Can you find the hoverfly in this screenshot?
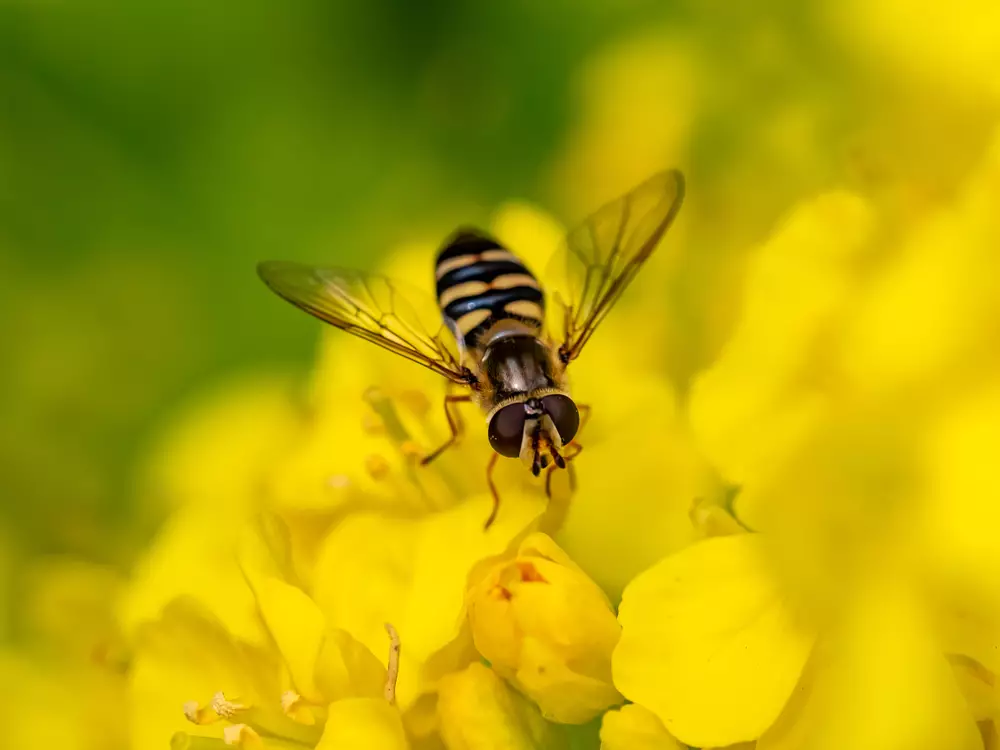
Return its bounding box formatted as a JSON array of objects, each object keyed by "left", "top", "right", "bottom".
[{"left": 258, "top": 169, "right": 685, "bottom": 528}]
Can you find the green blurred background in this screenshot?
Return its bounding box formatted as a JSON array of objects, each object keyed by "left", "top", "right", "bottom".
[{"left": 0, "top": 0, "right": 882, "bottom": 622}]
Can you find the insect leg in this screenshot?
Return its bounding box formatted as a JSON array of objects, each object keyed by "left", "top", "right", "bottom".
[
  {"left": 564, "top": 442, "right": 583, "bottom": 493},
  {"left": 576, "top": 403, "right": 592, "bottom": 436},
  {"left": 546, "top": 441, "right": 583, "bottom": 498},
  {"left": 484, "top": 452, "right": 501, "bottom": 530},
  {"left": 421, "top": 393, "right": 472, "bottom": 465}
]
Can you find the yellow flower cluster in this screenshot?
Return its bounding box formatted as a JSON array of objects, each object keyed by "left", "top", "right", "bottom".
[
  {"left": 108, "top": 9, "right": 1000, "bottom": 750},
  {"left": 118, "top": 123, "right": 1000, "bottom": 748}
]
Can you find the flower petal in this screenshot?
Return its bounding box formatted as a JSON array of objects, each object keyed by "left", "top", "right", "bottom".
[
  {"left": 314, "top": 628, "right": 388, "bottom": 703},
  {"left": 554, "top": 372, "right": 718, "bottom": 602},
  {"left": 614, "top": 534, "right": 814, "bottom": 746},
  {"left": 250, "top": 576, "right": 325, "bottom": 703},
  {"left": 315, "top": 697, "right": 410, "bottom": 750},
  {"left": 313, "top": 496, "right": 543, "bottom": 707},
  {"left": 468, "top": 533, "right": 622, "bottom": 724},
  {"left": 436, "top": 663, "right": 565, "bottom": 750},
  {"left": 689, "top": 191, "right": 872, "bottom": 493},
  {"left": 599, "top": 704, "right": 684, "bottom": 750},
  {"left": 759, "top": 581, "right": 982, "bottom": 750}
]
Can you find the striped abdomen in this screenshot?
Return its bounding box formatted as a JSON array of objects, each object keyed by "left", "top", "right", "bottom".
[{"left": 434, "top": 228, "right": 545, "bottom": 351}]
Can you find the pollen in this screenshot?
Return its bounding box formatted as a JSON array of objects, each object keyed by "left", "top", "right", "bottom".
[{"left": 210, "top": 692, "right": 246, "bottom": 719}]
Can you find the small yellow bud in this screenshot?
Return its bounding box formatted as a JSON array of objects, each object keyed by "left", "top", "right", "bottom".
[{"left": 466, "top": 533, "right": 623, "bottom": 723}]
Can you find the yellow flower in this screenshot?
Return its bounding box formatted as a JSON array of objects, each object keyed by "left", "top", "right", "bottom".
[
  {"left": 466, "top": 533, "right": 622, "bottom": 724},
  {"left": 616, "top": 126, "right": 1000, "bottom": 749},
  {"left": 614, "top": 533, "right": 814, "bottom": 747},
  {"left": 132, "top": 569, "right": 408, "bottom": 749}
]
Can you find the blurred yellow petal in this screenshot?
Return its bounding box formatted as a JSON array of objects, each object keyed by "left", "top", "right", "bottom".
[
  {"left": 139, "top": 374, "right": 300, "bottom": 515},
  {"left": 547, "top": 31, "right": 696, "bottom": 217},
  {"left": 467, "top": 533, "right": 621, "bottom": 723},
  {"left": 554, "top": 370, "right": 718, "bottom": 601},
  {"left": 314, "top": 628, "right": 388, "bottom": 702},
  {"left": 313, "top": 496, "right": 543, "bottom": 708},
  {"left": 129, "top": 600, "right": 280, "bottom": 750},
  {"left": 121, "top": 377, "right": 302, "bottom": 647},
  {"left": 0, "top": 650, "right": 127, "bottom": 750},
  {"left": 920, "top": 385, "right": 1000, "bottom": 610},
  {"left": 759, "top": 582, "right": 981, "bottom": 750},
  {"left": 689, "top": 191, "right": 873, "bottom": 495},
  {"left": 840, "top": 137, "right": 1000, "bottom": 394},
  {"left": 250, "top": 576, "right": 325, "bottom": 703},
  {"left": 599, "top": 704, "right": 684, "bottom": 750},
  {"left": 120, "top": 501, "right": 266, "bottom": 647},
  {"left": 315, "top": 698, "right": 410, "bottom": 750},
  {"left": 830, "top": 0, "right": 1000, "bottom": 101},
  {"left": 436, "top": 662, "right": 564, "bottom": 750},
  {"left": 615, "top": 534, "right": 814, "bottom": 746}
]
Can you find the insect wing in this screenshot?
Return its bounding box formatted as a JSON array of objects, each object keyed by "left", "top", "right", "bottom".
[
  {"left": 257, "top": 261, "right": 470, "bottom": 383},
  {"left": 548, "top": 169, "right": 685, "bottom": 363}
]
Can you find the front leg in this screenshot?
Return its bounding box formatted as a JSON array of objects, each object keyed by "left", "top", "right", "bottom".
[{"left": 420, "top": 393, "right": 472, "bottom": 465}]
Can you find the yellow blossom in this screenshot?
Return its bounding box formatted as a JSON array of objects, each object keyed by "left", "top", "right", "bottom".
[
  {"left": 614, "top": 534, "right": 814, "bottom": 747},
  {"left": 618, "top": 123, "right": 1000, "bottom": 749},
  {"left": 466, "top": 533, "right": 622, "bottom": 724}
]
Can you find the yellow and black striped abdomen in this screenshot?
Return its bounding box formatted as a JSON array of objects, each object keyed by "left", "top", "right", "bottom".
[{"left": 435, "top": 229, "right": 544, "bottom": 351}]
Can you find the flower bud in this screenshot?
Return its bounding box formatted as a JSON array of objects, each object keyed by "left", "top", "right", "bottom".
[{"left": 466, "top": 533, "right": 622, "bottom": 723}]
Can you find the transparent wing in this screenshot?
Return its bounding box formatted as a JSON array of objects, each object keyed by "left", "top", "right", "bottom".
[
  {"left": 257, "top": 261, "right": 472, "bottom": 383},
  {"left": 548, "top": 169, "right": 685, "bottom": 364}
]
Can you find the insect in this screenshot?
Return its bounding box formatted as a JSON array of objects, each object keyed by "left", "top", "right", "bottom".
[{"left": 258, "top": 169, "right": 685, "bottom": 528}]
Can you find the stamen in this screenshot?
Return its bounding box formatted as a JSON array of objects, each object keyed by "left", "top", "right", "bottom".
[
  {"left": 280, "top": 691, "right": 322, "bottom": 726},
  {"left": 540, "top": 455, "right": 549, "bottom": 469},
  {"left": 400, "top": 440, "right": 424, "bottom": 461},
  {"left": 182, "top": 699, "right": 219, "bottom": 725},
  {"left": 552, "top": 450, "right": 566, "bottom": 469},
  {"left": 365, "top": 454, "right": 391, "bottom": 480},
  {"left": 399, "top": 389, "right": 430, "bottom": 417},
  {"left": 211, "top": 692, "right": 246, "bottom": 719},
  {"left": 361, "top": 413, "right": 386, "bottom": 435},
  {"left": 384, "top": 622, "right": 401, "bottom": 705},
  {"left": 223, "top": 724, "right": 262, "bottom": 747},
  {"left": 363, "top": 387, "right": 411, "bottom": 443}
]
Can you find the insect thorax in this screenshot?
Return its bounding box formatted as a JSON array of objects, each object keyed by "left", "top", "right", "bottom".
[{"left": 478, "top": 334, "right": 562, "bottom": 408}]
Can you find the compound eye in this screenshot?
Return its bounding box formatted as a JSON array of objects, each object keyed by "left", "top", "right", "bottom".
[
  {"left": 488, "top": 403, "right": 527, "bottom": 458},
  {"left": 541, "top": 394, "right": 579, "bottom": 445}
]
